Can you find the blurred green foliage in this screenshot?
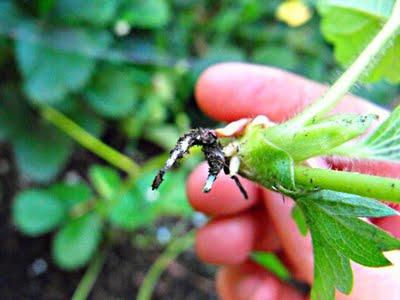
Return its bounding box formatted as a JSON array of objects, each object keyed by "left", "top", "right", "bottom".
[
  {"left": 1, "top": 0, "right": 398, "bottom": 183},
  {"left": 12, "top": 163, "right": 194, "bottom": 270},
  {"left": 1, "top": 0, "right": 399, "bottom": 182},
  {"left": 1, "top": 0, "right": 399, "bottom": 270}
]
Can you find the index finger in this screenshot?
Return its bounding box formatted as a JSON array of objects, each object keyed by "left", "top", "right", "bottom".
[
  {"left": 195, "top": 62, "right": 387, "bottom": 122},
  {"left": 192, "top": 62, "right": 400, "bottom": 225}
]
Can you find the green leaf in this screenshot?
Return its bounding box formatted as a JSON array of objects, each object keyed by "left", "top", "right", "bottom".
[
  {"left": 355, "top": 81, "right": 399, "bottom": 106},
  {"left": 333, "top": 106, "right": 400, "bottom": 162},
  {"left": 72, "top": 109, "right": 105, "bottom": 138},
  {"left": 143, "top": 125, "right": 181, "bottom": 150},
  {"left": 13, "top": 125, "right": 73, "bottom": 183},
  {"left": 89, "top": 165, "right": 122, "bottom": 200},
  {"left": 0, "top": 1, "right": 22, "bottom": 28},
  {"left": 251, "top": 251, "right": 291, "bottom": 281},
  {"left": 119, "top": 0, "right": 170, "bottom": 29},
  {"left": 52, "top": 98, "right": 105, "bottom": 137},
  {"left": 364, "top": 105, "right": 400, "bottom": 146},
  {"left": 109, "top": 188, "right": 156, "bottom": 230},
  {"left": 49, "top": 182, "right": 93, "bottom": 209},
  {"left": 38, "top": 0, "right": 56, "bottom": 17},
  {"left": 109, "top": 170, "right": 192, "bottom": 230},
  {"left": 83, "top": 65, "right": 139, "bottom": 118},
  {"left": 52, "top": 213, "right": 102, "bottom": 270},
  {"left": 54, "top": 0, "right": 119, "bottom": 26},
  {"left": 12, "top": 189, "right": 66, "bottom": 236},
  {"left": 0, "top": 84, "right": 33, "bottom": 141},
  {"left": 152, "top": 170, "right": 193, "bottom": 217},
  {"left": 309, "top": 225, "right": 353, "bottom": 299},
  {"left": 270, "top": 113, "right": 376, "bottom": 161},
  {"left": 291, "top": 204, "right": 308, "bottom": 236},
  {"left": 296, "top": 190, "right": 400, "bottom": 299},
  {"left": 300, "top": 190, "right": 399, "bottom": 218},
  {"left": 318, "top": 0, "right": 400, "bottom": 83},
  {"left": 240, "top": 126, "right": 296, "bottom": 190},
  {"left": 1, "top": 89, "right": 73, "bottom": 183},
  {"left": 252, "top": 46, "right": 299, "bottom": 71},
  {"left": 15, "top": 24, "right": 111, "bottom": 104}
]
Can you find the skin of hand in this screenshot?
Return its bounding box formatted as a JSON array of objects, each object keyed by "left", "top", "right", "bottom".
[{"left": 186, "top": 63, "right": 400, "bottom": 300}]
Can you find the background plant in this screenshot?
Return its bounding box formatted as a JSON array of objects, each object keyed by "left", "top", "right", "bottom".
[{"left": 0, "top": 0, "right": 399, "bottom": 299}]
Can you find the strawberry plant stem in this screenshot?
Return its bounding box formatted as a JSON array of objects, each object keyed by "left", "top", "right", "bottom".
[
  {"left": 137, "top": 231, "right": 195, "bottom": 300},
  {"left": 284, "top": 0, "right": 400, "bottom": 129},
  {"left": 294, "top": 166, "right": 400, "bottom": 202},
  {"left": 40, "top": 105, "right": 141, "bottom": 178},
  {"left": 72, "top": 249, "right": 107, "bottom": 300}
]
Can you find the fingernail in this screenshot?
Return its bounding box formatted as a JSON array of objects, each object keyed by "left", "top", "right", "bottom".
[{"left": 215, "top": 118, "right": 250, "bottom": 137}]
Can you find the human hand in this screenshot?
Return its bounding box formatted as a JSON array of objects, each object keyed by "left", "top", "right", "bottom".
[{"left": 187, "top": 63, "right": 400, "bottom": 300}]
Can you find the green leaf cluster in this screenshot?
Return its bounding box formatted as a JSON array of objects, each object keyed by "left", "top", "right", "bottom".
[
  {"left": 332, "top": 105, "right": 400, "bottom": 162},
  {"left": 2, "top": 0, "right": 400, "bottom": 297},
  {"left": 12, "top": 163, "right": 193, "bottom": 270},
  {"left": 295, "top": 190, "right": 400, "bottom": 299},
  {"left": 0, "top": 0, "right": 184, "bottom": 182},
  {"left": 91, "top": 162, "right": 193, "bottom": 232},
  {"left": 12, "top": 182, "right": 102, "bottom": 270},
  {"left": 118, "top": 0, "right": 170, "bottom": 28},
  {"left": 318, "top": 0, "right": 400, "bottom": 83},
  {"left": 1, "top": 0, "right": 398, "bottom": 184},
  {"left": 0, "top": 85, "right": 103, "bottom": 182},
  {"left": 240, "top": 113, "right": 375, "bottom": 192},
  {"left": 240, "top": 125, "right": 296, "bottom": 190},
  {"left": 241, "top": 100, "right": 400, "bottom": 300},
  {"left": 268, "top": 113, "right": 377, "bottom": 162}
]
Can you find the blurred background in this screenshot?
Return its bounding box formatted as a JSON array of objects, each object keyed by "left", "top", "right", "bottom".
[{"left": 0, "top": 0, "right": 399, "bottom": 299}]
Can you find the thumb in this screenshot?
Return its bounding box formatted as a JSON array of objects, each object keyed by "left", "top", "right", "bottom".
[
  {"left": 263, "top": 159, "right": 400, "bottom": 299},
  {"left": 262, "top": 189, "right": 314, "bottom": 283},
  {"left": 261, "top": 158, "right": 328, "bottom": 283},
  {"left": 264, "top": 188, "right": 400, "bottom": 299}
]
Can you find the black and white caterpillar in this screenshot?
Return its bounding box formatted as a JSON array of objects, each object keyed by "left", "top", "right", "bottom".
[{"left": 151, "top": 128, "right": 248, "bottom": 199}]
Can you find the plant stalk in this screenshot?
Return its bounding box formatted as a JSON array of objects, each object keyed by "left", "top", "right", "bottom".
[
  {"left": 40, "top": 105, "right": 141, "bottom": 178},
  {"left": 71, "top": 249, "right": 107, "bottom": 300},
  {"left": 284, "top": 0, "right": 400, "bottom": 129},
  {"left": 294, "top": 166, "right": 400, "bottom": 202},
  {"left": 137, "top": 231, "right": 195, "bottom": 300}
]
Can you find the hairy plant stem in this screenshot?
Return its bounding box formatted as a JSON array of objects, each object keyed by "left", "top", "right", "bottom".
[
  {"left": 71, "top": 249, "right": 107, "bottom": 300},
  {"left": 280, "top": 0, "right": 400, "bottom": 130},
  {"left": 294, "top": 166, "right": 400, "bottom": 203},
  {"left": 40, "top": 105, "right": 140, "bottom": 178},
  {"left": 137, "top": 231, "right": 195, "bottom": 300}
]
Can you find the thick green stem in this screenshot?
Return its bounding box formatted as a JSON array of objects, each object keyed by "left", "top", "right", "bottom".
[
  {"left": 72, "top": 250, "right": 107, "bottom": 300},
  {"left": 40, "top": 105, "right": 140, "bottom": 178},
  {"left": 137, "top": 231, "right": 195, "bottom": 300},
  {"left": 294, "top": 166, "right": 400, "bottom": 202},
  {"left": 283, "top": 1, "right": 400, "bottom": 129}
]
